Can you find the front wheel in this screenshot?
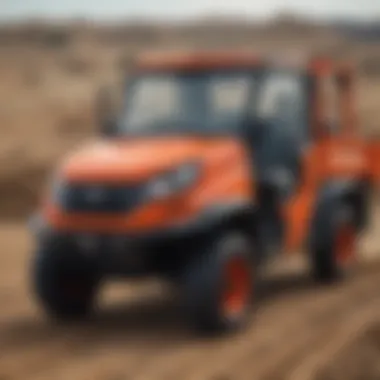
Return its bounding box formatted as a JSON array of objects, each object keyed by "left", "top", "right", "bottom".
[
  {"left": 32, "top": 247, "right": 101, "bottom": 321},
  {"left": 182, "top": 232, "right": 256, "bottom": 334}
]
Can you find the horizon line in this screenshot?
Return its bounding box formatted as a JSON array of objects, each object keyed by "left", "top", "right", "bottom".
[{"left": 0, "top": 10, "right": 379, "bottom": 26}]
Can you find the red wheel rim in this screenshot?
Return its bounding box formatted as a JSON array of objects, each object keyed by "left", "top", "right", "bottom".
[
  {"left": 221, "top": 257, "right": 251, "bottom": 319},
  {"left": 335, "top": 224, "right": 356, "bottom": 266}
]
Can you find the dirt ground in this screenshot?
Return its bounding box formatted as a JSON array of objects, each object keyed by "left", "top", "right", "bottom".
[
  {"left": 0, "top": 20, "right": 380, "bottom": 380},
  {"left": 0, "top": 221, "right": 380, "bottom": 380}
]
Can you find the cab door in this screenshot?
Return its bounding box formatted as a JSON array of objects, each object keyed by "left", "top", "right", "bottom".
[
  {"left": 280, "top": 73, "right": 321, "bottom": 253},
  {"left": 283, "top": 65, "right": 369, "bottom": 253},
  {"left": 250, "top": 70, "right": 312, "bottom": 257},
  {"left": 315, "top": 68, "right": 368, "bottom": 184}
]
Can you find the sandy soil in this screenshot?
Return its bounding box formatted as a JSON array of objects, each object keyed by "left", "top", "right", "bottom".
[
  {"left": 1, "top": 20, "right": 380, "bottom": 380},
  {"left": 0, "top": 222, "right": 380, "bottom": 380}
]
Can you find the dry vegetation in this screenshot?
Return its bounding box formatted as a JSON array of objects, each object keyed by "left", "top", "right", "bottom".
[
  {"left": 0, "top": 17, "right": 379, "bottom": 380},
  {"left": 0, "top": 18, "right": 379, "bottom": 218}
]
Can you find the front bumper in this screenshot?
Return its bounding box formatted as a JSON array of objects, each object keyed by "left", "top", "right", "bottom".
[
  {"left": 29, "top": 212, "right": 182, "bottom": 277},
  {"left": 28, "top": 201, "right": 254, "bottom": 276},
  {"left": 29, "top": 201, "right": 253, "bottom": 244},
  {"left": 29, "top": 211, "right": 212, "bottom": 247}
]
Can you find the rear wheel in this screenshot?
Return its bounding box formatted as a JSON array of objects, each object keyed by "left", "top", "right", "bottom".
[
  {"left": 32, "top": 247, "right": 100, "bottom": 321},
  {"left": 310, "top": 202, "right": 357, "bottom": 284},
  {"left": 182, "top": 232, "right": 255, "bottom": 334}
]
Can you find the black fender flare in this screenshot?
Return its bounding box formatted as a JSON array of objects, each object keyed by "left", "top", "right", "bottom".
[
  {"left": 307, "top": 179, "right": 368, "bottom": 251},
  {"left": 137, "top": 199, "right": 257, "bottom": 244},
  {"left": 192, "top": 200, "right": 257, "bottom": 237}
]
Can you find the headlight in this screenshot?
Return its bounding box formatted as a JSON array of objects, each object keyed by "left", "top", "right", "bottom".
[{"left": 145, "top": 161, "right": 201, "bottom": 200}]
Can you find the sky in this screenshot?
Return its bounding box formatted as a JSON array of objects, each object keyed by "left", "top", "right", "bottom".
[{"left": 1, "top": 0, "right": 380, "bottom": 22}]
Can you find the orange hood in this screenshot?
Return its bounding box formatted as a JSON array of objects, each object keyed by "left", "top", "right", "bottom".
[{"left": 60, "top": 137, "right": 240, "bottom": 183}]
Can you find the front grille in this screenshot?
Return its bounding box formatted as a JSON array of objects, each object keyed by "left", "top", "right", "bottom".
[{"left": 61, "top": 183, "right": 143, "bottom": 213}]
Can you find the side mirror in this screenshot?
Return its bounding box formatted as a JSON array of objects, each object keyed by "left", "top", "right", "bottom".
[{"left": 95, "top": 86, "right": 118, "bottom": 137}]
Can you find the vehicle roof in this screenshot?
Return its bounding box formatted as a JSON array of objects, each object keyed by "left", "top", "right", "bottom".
[{"left": 134, "top": 50, "right": 352, "bottom": 76}]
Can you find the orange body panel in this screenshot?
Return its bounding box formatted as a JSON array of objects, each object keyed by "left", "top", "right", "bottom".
[
  {"left": 135, "top": 50, "right": 350, "bottom": 77},
  {"left": 282, "top": 135, "right": 370, "bottom": 253},
  {"left": 315, "top": 137, "right": 369, "bottom": 181},
  {"left": 44, "top": 137, "right": 253, "bottom": 234},
  {"left": 136, "top": 51, "right": 262, "bottom": 71}
]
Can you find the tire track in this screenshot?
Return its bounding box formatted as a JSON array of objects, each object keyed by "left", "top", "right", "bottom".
[
  {"left": 2, "top": 267, "right": 380, "bottom": 380},
  {"left": 180, "top": 267, "right": 380, "bottom": 380},
  {"left": 255, "top": 297, "right": 380, "bottom": 380},
  {"left": 289, "top": 308, "right": 380, "bottom": 380},
  {"left": 1, "top": 224, "right": 380, "bottom": 380},
  {"left": 235, "top": 279, "right": 380, "bottom": 379}
]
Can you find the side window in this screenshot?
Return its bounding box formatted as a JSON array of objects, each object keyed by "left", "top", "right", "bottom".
[
  {"left": 126, "top": 76, "right": 180, "bottom": 130},
  {"left": 256, "top": 72, "right": 308, "bottom": 143},
  {"left": 321, "top": 74, "right": 340, "bottom": 134},
  {"left": 209, "top": 76, "right": 250, "bottom": 115}
]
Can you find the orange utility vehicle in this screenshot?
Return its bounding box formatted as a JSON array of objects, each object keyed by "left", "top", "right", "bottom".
[{"left": 29, "top": 51, "right": 377, "bottom": 333}]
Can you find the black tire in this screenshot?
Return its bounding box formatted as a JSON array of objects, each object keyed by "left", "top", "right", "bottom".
[
  {"left": 309, "top": 201, "right": 357, "bottom": 284},
  {"left": 32, "top": 247, "right": 100, "bottom": 321},
  {"left": 182, "top": 232, "right": 256, "bottom": 334}
]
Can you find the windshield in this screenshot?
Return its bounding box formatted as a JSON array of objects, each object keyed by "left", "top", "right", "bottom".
[{"left": 118, "top": 70, "right": 255, "bottom": 135}]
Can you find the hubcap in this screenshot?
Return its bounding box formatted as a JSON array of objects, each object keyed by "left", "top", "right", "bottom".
[
  {"left": 221, "top": 256, "right": 251, "bottom": 320},
  {"left": 335, "top": 224, "right": 356, "bottom": 266}
]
